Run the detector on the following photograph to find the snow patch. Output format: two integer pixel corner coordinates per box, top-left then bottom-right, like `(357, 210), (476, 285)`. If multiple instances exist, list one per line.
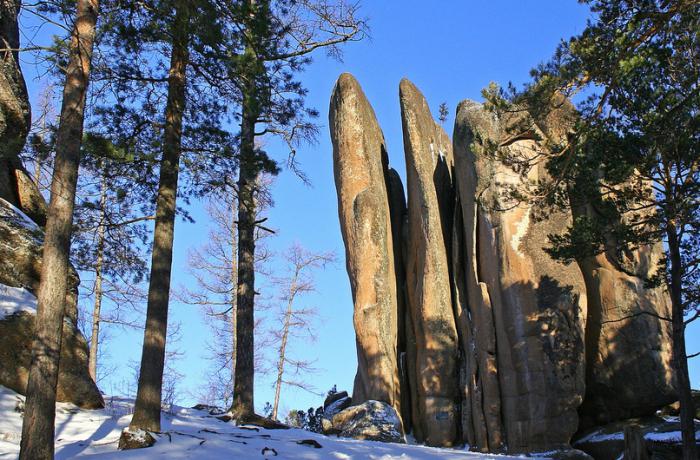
(0, 384), (543, 459)
(0, 283), (37, 320)
(645, 430), (700, 442)
(0, 198), (39, 231)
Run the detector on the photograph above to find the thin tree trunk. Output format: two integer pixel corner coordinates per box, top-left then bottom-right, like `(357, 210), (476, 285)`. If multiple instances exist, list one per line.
(33, 108), (48, 187)
(230, 194), (237, 395)
(128, 0), (190, 433)
(667, 228), (698, 460)
(33, 154), (41, 187)
(19, 1), (98, 459)
(230, 108), (257, 419)
(88, 166), (107, 382)
(272, 274), (298, 420)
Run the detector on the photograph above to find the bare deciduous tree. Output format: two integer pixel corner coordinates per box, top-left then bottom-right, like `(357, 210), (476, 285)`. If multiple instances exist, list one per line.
(270, 244), (334, 420)
(179, 176), (274, 408)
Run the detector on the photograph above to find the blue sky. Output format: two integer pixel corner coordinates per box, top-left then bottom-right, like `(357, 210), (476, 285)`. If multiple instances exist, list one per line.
(19, 1), (699, 415)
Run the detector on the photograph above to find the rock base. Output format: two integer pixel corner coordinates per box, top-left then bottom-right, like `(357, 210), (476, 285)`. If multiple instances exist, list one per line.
(118, 429), (156, 450)
(323, 400), (404, 443)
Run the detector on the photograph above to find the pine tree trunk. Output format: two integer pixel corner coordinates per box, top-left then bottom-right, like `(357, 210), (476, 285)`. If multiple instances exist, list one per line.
(128, 0), (190, 433)
(229, 0), (265, 421)
(230, 196), (237, 393)
(88, 167), (107, 382)
(272, 276), (297, 420)
(667, 229), (698, 460)
(230, 109), (257, 419)
(19, 1), (98, 458)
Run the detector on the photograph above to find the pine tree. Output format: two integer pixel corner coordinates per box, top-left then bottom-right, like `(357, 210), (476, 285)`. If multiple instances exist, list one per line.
(19, 0), (99, 458)
(72, 133), (153, 383)
(123, 0), (191, 437)
(226, 0), (366, 421)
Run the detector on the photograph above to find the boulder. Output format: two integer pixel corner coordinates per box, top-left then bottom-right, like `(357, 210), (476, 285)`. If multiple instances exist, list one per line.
(659, 390), (700, 420)
(329, 73), (403, 421)
(0, 199), (103, 409)
(399, 78), (459, 447)
(327, 400), (405, 443)
(324, 394), (352, 419)
(0, 0), (46, 226)
(452, 100), (587, 453)
(118, 429), (157, 450)
(324, 390), (350, 409)
(0, 198), (78, 323)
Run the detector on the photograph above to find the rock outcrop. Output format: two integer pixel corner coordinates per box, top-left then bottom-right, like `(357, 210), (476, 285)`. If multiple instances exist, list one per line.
(0, 199), (103, 409)
(385, 167), (413, 431)
(330, 74), (676, 455)
(0, 1), (46, 226)
(573, 415), (700, 460)
(573, 208), (676, 428)
(453, 100), (587, 453)
(530, 100), (677, 428)
(400, 79), (460, 447)
(329, 73), (403, 423)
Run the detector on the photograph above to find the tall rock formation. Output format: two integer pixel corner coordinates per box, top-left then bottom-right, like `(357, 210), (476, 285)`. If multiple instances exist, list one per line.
(534, 101), (677, 428)
(329, 74), (677, 455)
(400, 79), (459, 447)
(329, 73), (403, 423)
(386, 167), (413, 431)
(575, 211), (676, 427)
(0, 0), (46, 225)
(453, 100), (587, 453)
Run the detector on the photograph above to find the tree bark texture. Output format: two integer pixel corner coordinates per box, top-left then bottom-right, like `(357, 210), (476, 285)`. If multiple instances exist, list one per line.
(128, 0), (190, 433)
(230, 0), (261, 418)
(19, 1), (99, 458)
(667, 229), (698, 460)
(230, 110), (257, 419)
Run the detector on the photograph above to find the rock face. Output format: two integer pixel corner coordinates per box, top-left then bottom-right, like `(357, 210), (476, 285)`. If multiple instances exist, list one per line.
(530, 100), (677, 429)
(329, 73), (403, 422)
(325, 400), (405, 443)
(0, 199), (103, 409)
(385, 167), (413, 431)
(399, 79), (459, 447)
(0, 0), (46, 226)
(574, 210), (676, 427)
(453, 100), (587, 453)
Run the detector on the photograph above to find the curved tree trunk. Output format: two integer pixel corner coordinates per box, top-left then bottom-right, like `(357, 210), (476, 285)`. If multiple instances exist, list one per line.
(19, 1), (99, 458)
(128, 0), (190, 433)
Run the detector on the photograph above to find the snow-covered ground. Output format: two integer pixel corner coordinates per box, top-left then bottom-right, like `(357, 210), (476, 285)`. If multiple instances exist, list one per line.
(0, 284), (37, 321)
(0, 385), (542, 459)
